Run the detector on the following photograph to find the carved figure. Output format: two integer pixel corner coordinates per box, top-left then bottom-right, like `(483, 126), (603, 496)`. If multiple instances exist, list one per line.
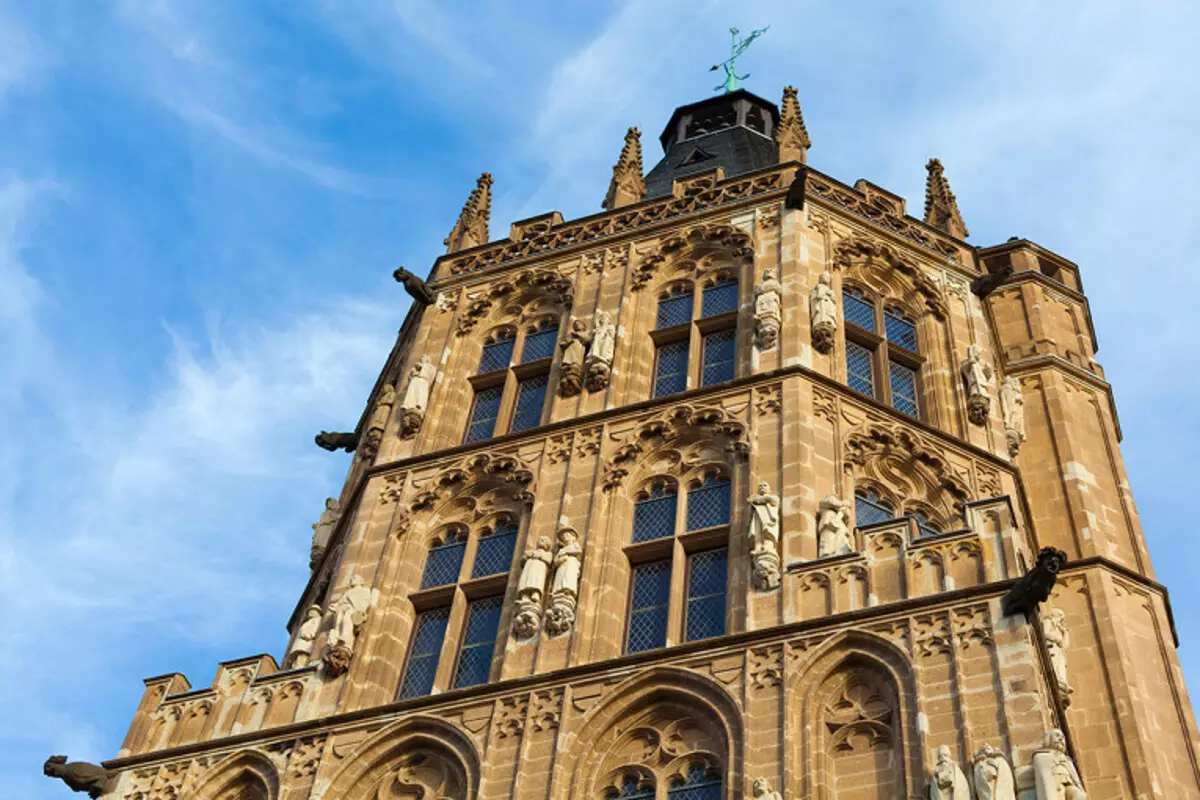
(810, 270), (837, 354)
(392, 266), (436, 305)
(400, 356), (438, 437)
(817, 493), (854, 558)
(1032, 729), (1087, 799)
(546, 527), (583, 635)
(324, 575), (373, 676)
(1002, 546), (1068, 616)
(1000, 376), (1026, 456)
(748, 481), (782, 590)
(310, 498), (342, 570)
(559, 319), (590, 397)
(1042, 608), (1073, 701)
(315, 430), (358, 452)
(928, 745), (971, 800)
(585, 312), (617, 391)
(973, 743), (1017, 800)
(751, 777), (783, 800)
(285, 605), (323, 668)
(961, 343), (995, 425)
(43, 756), (112, 799)
(755, 268), (782, 349)
(362, 383), (396, 456)
(514, 536), (553, 638)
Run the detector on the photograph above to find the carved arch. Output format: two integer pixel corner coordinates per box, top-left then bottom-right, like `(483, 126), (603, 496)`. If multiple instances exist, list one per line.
(603, 404), (749, 492)
(456, 268), (574, 335)
(832, 234), (945, 319)
(410, 452), (535, 521)
(185, 750), (279, 800)
(844, 424), (969, 529)
(632, 223), (754, 290)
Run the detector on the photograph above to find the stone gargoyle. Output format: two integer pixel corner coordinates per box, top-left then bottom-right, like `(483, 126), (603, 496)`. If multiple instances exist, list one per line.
(1002, 546), (1068, 616)
(393, 266), (436, 306)
(43, 755), (112, 798)
(315, 430), (359, 452)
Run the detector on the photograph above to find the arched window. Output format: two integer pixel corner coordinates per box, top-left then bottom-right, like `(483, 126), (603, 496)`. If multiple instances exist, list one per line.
(701, 275), (738, 318)
(652, 276), (740, 399)
(633, 482), (678, 543)
(686, 473), (731, 532)
(842, 288), (924, 419)
(420, 527), (467, 589)
(471, 518), (519, 578)
(465, 317), (556, 442)
(478, 328), (516, 373)
(657, 284), (694, 329)
(521, 318), (560, 363)
(854, 490), (895, 529)
(667, 764), (722, 800)
(610, 774), (654, 799)
(911, 511), (942, 539)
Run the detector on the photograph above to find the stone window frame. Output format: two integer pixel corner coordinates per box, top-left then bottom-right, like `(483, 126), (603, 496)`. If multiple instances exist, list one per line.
(650, 268), (742, 400)
(465, 315), (562, 442)
(840, 282), (927, 421)
(852, 483), (953, 540)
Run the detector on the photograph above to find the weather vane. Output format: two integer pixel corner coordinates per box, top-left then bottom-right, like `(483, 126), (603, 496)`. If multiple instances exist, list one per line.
(710, 26), (769, 94)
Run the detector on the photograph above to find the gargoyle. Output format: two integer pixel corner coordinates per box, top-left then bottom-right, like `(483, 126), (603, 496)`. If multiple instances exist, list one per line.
(393, 266), (436, 306)
(971, 260), (1014, 298)
(315, 430), (359, 452)
(43, 756), (112, 799)
(784, 164), (809, 210)
(1002, 546), (1068, 616)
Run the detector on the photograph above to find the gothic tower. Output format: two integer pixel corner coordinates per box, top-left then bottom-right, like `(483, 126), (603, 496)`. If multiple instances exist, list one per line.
(62, 86), (1200, 800)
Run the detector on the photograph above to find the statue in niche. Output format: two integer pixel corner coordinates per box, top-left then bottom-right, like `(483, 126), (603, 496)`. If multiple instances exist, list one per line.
(754, 268), (782, 349)
(362, 383), (396, 456)
(392, 266), (436, 305)
(747, 481), (782, 590)
(973, 743), (1017, 800)
(751, 777), (782, 800)
(817, 493), (853, 558)
(324, 575), (373, 676)
(810, 270), (837, 354)
(43, 756), (112, 799)
(1000, 375), (1026, 456)
(961, 343), (995, 425)
(1042, 608), (1073, 702)
(285, 604), (324, 669)
(545, 527), (583, 635)
(585, 311), (617, 391)
(559, 319), (590, 397)
(315, 430), (358, 452)
(399, 356), (438, 438)
(514, 535), (554, 638)
(1031, 729), (1087, 799)
(310, 498), (342, 571)
(928, 744), (971, 799)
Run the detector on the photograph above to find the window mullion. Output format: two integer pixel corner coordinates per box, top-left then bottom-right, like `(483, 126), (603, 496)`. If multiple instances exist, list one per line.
(666, 538), (686, 647)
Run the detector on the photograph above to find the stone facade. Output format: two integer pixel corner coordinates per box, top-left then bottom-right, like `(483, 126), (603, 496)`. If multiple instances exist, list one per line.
(76, 88), (1200, 800)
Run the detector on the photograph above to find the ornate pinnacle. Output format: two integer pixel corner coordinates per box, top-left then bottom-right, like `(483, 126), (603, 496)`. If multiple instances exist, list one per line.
(776, 86), (811, 164)
(602, 127), (646, 210)
(923, 158), (969, 239)
(444, 172), (493, 253)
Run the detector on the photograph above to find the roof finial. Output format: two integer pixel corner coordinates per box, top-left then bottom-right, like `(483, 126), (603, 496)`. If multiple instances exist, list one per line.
(776, 86), (811, 164)
(444, 172), (493, 253)
(710, 26), (769, 94)
(602, 127), (646, 210)
(923, 159), (969, 239)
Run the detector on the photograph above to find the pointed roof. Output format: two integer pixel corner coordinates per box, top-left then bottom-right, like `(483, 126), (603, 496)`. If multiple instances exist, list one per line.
(923, 159), (969, 239)
(602, 127), (647, 210)
(444, 172), (493, 253)
(775, 86), (811, 164)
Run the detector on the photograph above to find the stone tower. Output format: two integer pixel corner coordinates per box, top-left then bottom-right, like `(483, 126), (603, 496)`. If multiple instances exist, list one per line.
(68, 87), (1200, 800)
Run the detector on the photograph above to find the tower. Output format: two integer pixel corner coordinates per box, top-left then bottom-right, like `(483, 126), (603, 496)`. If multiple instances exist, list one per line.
(64, 85), (1200, 800)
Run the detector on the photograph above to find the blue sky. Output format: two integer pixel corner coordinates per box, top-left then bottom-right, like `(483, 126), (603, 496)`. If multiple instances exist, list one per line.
(3, 2), (1199, 796)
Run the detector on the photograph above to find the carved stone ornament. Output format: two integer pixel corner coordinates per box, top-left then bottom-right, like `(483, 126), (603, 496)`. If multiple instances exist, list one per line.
(810, 270), (837, 354)
(602, 404), (749, 491)
(748, 481), (782, 590)
(973, 743), (1017, 800)
(1001, 546), (1068, 616)
(754, 268), (782, 350)
(631, 223), (754, 290)
(817, 494), (853, 558)
(559, 318), (590, 397)
(310, 497), (342, 571)
(514, 536), (553, 638)
(362, 383), (396, 457)
(1000, 375), (1026, 456)
(285, 604), (323, 669)
(400, 355), (438, 438)
(1030, 729), (1087, 799)
(323, 575), (373, 677)
(1042, 608), (1073, 703)
(928, 744), (971, 800)
(751, 777), (783, 800)
(392, 266), (436, 305)
(545, 527), (583, 636)
(961, 343), (995, 425)
(585, 311), (617, 391)
(43, 756), (112, 799)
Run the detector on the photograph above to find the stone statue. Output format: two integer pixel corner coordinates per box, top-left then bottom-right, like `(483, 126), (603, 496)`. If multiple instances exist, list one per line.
(285, 604), (323, 669)
(392, 266), (436, 305)
(748, 481), (782, 590)
(1000, 376), (1026, 457)
(751, 777), (783, 800)
(400, 356), (438, 437)
(324, 575), (373, 676)
(43, 756), (112, 799)
(514, 536), (554, 638)
(1042, 608), (1073, 701)
(810, 270), (837, 354)
(755, 268), (783, 349)
(315, 430), (358, 452)
(1002, 546), (1068, 616)
(961, 343), (995, 425)
(363, 383), (396, 456)
(310, 498), (342, 570)
(817, 494), (854, 558)
(546, 527), (583, 636)
(973, 743), (1016, 800)
(585, 311), (617, 391)
(559, 319), (590, 397)
(1031, 729), (1087, 799)
(928, 744), (971, 800)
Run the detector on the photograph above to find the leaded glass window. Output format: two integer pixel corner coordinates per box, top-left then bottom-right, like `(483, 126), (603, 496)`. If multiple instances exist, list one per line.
(667, 764), (722, 800)
(855, 490), (895, 528)
(700, 329), (736, 387)
(453, 596), (502, 688)
(701, 277), (738, 318)
(654, 340), (689, 397)
(884, 309), (918, 353)
(843, 288), (876, 332)
(913, 511), (942, 539)
(471, 519), (519, 578)
(510, 374), (548, 433)
(684, 549), (727, 642)
(420, 530), (466, 589)
(633, 484), (677, 543)
(889, 361), (919, 418)
(398, 606), (450, 699)
(657, 286), (694, 329)
(846, 340), (874, 396)
(686, 474), (731, 531)
(521, 321), (559, 363)
(627, 560), (671, 653)
(464, 385), (503, 443)
(478, 331), (515, 373)
(612, 775), (654, 799)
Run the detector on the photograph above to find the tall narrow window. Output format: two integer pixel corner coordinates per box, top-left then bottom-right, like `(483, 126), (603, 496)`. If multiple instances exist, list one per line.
(633, 483), (678, 543)
(650, 276), (740, 400)
(842, 288), (924, 419)
(684, 548), (727, 642)
(521, 319), (559, 363)
(686, 474), (731, 532)
(398, 607), (450, 699)
(420, 529), (467, 589)
(454, 596), (502, 688)
(701, 277), (738, 318)
(510, 374), (548, 433)
(889, 362), (919, 417)
(842, 288), (876, 331)
(700, 328), (736, 387)
(668, 764), (723, 800)
(653, 340), (689, 397)
(627, 560), (671, 653)
(471, 519), (519, 578)
(846, 340), (875, 396)
(464, 385), (503, 443)
(478, 330), (516, 374)
(657, 285), (694, 329)
(854, 490), (895, 528)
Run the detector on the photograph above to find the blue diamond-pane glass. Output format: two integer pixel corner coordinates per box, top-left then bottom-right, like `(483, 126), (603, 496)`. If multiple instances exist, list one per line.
(843, 290), (876, 332)
(657, 292), (694, 328)
(471, 522), (518, 578)
(855, 493), (895, 527)
(420, 539), (466, 589)
(654, 340), (689, 397)
(700, 328), (736, 387)
(701, 279), (738, 318)
(668, 766), (722, 800)
(617, 775), (655, 799)
(685, 549), (727, 642)
(846, 341), (875, 396)
(627, 560), (671, 653)
(913, 512), (942, 538)
(889, 361), (919, 418)
(521, 327), (559, 363)
(398, 606), (450, 699)
(884, 310), (918, 353)
(686, 476), (731, 531)
(464, 386), (503, 443)
(633, 491), (677, 543)
(454, 596), (502, 688)
(478, 336), (515, 373)
(510, 375), (548, 433)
